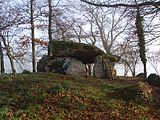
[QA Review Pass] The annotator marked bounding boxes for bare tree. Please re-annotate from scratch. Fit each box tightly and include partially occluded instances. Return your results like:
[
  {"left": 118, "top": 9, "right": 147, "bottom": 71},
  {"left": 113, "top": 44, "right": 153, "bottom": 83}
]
[
  {"left": 81, "top": 0, "right": 160, "bottom": 77},
  {"left": 81, "top": 0, "right": 160, "bottom": 9},
  {"left": 0, "top": 34, "right": 16, "bottom": 74},
  {"left": 147, "top": 52, "right": 160, "bottom": 75},
  {"left": 117, "top": 41, "right": 140, "bottom": 76},
  {"left": 30, "top": 0, "right": 36, "bottom": 72},
  {"left": 0, "top": 0, "right": 27, "bottom": 74},
  {"left": 22, "top": 0, "right": 45, "bottom": 72},
  {"left": 0, "top": 42, "right": 4, "bottom": 73},
  {"left": 76, "top": 3, "right": 130, "bottom": 54},
  {"left": 48, "top": 0, "right": 52, "bottom": 55},
  {"left": 135, "top": 2, "right": 147, "bottom": 77},
  {"left": 72, "top": 23, "right": 84, "bottom": 43}
]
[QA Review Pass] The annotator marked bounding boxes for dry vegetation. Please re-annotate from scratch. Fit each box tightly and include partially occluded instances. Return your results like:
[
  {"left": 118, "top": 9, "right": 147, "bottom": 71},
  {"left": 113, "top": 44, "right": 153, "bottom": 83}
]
[{"left": 0, "top": 73, "right": 159, "bottom": 120}]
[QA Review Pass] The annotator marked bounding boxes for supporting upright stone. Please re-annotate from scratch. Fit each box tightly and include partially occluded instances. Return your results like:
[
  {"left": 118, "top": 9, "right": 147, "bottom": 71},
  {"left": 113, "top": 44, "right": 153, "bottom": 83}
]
[
  {"left": 37, "top": 56, "right": 86, "bottom": 76},
  {"left": 93, "top": 56, "right": 116, "bottom": 79}
]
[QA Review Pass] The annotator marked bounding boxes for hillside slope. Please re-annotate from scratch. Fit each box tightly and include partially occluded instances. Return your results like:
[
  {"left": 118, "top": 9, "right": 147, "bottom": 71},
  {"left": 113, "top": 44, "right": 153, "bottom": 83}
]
[{"left": 0, "top": 73, "right": 159, "bottom": 120}]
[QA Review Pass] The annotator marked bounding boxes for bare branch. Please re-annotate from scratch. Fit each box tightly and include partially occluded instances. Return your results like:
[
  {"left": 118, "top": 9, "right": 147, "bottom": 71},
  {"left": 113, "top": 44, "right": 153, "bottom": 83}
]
[{"left": 81, "top": 0, "right": 160, "bottom": 9}]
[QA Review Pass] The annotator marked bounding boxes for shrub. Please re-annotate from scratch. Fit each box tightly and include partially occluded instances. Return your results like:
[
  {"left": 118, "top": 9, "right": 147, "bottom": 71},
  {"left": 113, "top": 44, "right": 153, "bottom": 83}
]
[{"left": 22, "top": 70, "right": 32, "bottom": 74}]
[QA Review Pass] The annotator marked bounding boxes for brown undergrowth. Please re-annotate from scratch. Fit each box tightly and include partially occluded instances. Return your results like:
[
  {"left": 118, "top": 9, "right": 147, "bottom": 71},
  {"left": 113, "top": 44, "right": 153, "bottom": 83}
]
[{"left": 0, "top": 73, "right": 159, "bottom": 120}]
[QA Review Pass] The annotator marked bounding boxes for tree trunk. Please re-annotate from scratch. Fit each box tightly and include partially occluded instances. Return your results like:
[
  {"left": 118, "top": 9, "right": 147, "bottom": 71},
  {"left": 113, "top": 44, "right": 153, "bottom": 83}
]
[
  {"left": 135, "top": 6, "right": 147, "bottom": 78},
  {"left": 0, "top": 34, "right": 16, "bottom": 74},
  {"left": 31, "top": 0, "right": 36, "bottom": 72},
  {"left": 48, "top": 0, "right": 52, "bottom": 56},
  {"left": 0, "top": 42, "right": 5, "bottom": 73}
]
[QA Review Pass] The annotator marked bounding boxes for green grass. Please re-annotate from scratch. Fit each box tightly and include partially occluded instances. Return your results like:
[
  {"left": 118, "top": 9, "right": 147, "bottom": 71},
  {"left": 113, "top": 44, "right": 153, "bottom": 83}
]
[{"left": 0, "top": 73, "right": 159, "bottom": 120}]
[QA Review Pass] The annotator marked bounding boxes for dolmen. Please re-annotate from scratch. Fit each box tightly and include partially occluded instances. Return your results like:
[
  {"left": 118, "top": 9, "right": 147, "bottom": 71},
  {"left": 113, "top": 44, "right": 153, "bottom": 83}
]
[{"left": 37, "top": 41, "right": 119, "bottom": 79}]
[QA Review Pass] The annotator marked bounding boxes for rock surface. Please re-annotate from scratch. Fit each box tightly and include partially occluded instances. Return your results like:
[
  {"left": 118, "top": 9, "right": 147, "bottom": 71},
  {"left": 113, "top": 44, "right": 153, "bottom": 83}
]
[
  {"left": 37, "top": 56, "right": 86, "bottom": 76},
  {"left": 93, "top": 56, "right": 116, "bottom": 79},
  {"left": 112, "top": 81, "right": 160, "bottom": 107},
  {"left": 38, "top": 41, "right": 118, "bottom": 79},
  {"left": 136, "top": 82, "right": 160, "bottom": 107},
  {"left": 146, "top": 74, "right": 160, "bottom": 87},
  {"left": 48, "top": 41, "right": 119, "bottom": 64},
  {"left": 136, "top": 73, "right": 145, "bottom": 78},
  {"left": 37, "top": 55, "right": 51, "bottom": 72},
  {"left": 62, "top": 57, "right": 86, "bottom": 76},
  {"left": 136, "top": 82, "right": 153, "bottom": 102}
]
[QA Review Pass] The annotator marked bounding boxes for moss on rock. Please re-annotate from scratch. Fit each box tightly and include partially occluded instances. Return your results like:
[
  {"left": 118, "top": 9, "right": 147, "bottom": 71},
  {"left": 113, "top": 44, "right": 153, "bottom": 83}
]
[
  {"left": 111, "top": 81, "right": 160, "bottom": 108},
  {"left": 103, "top": 54, "right": 120, "bottom": 63},
  {"left": 49, "top": 41, "right": 119, "bottom": 63}
]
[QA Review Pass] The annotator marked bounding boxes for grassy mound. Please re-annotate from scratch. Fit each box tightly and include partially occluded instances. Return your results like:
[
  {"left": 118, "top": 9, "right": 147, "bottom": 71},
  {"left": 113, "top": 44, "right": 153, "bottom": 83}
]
[{"left": 0, "top": 73, "right": 159, "bottom": 120}]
